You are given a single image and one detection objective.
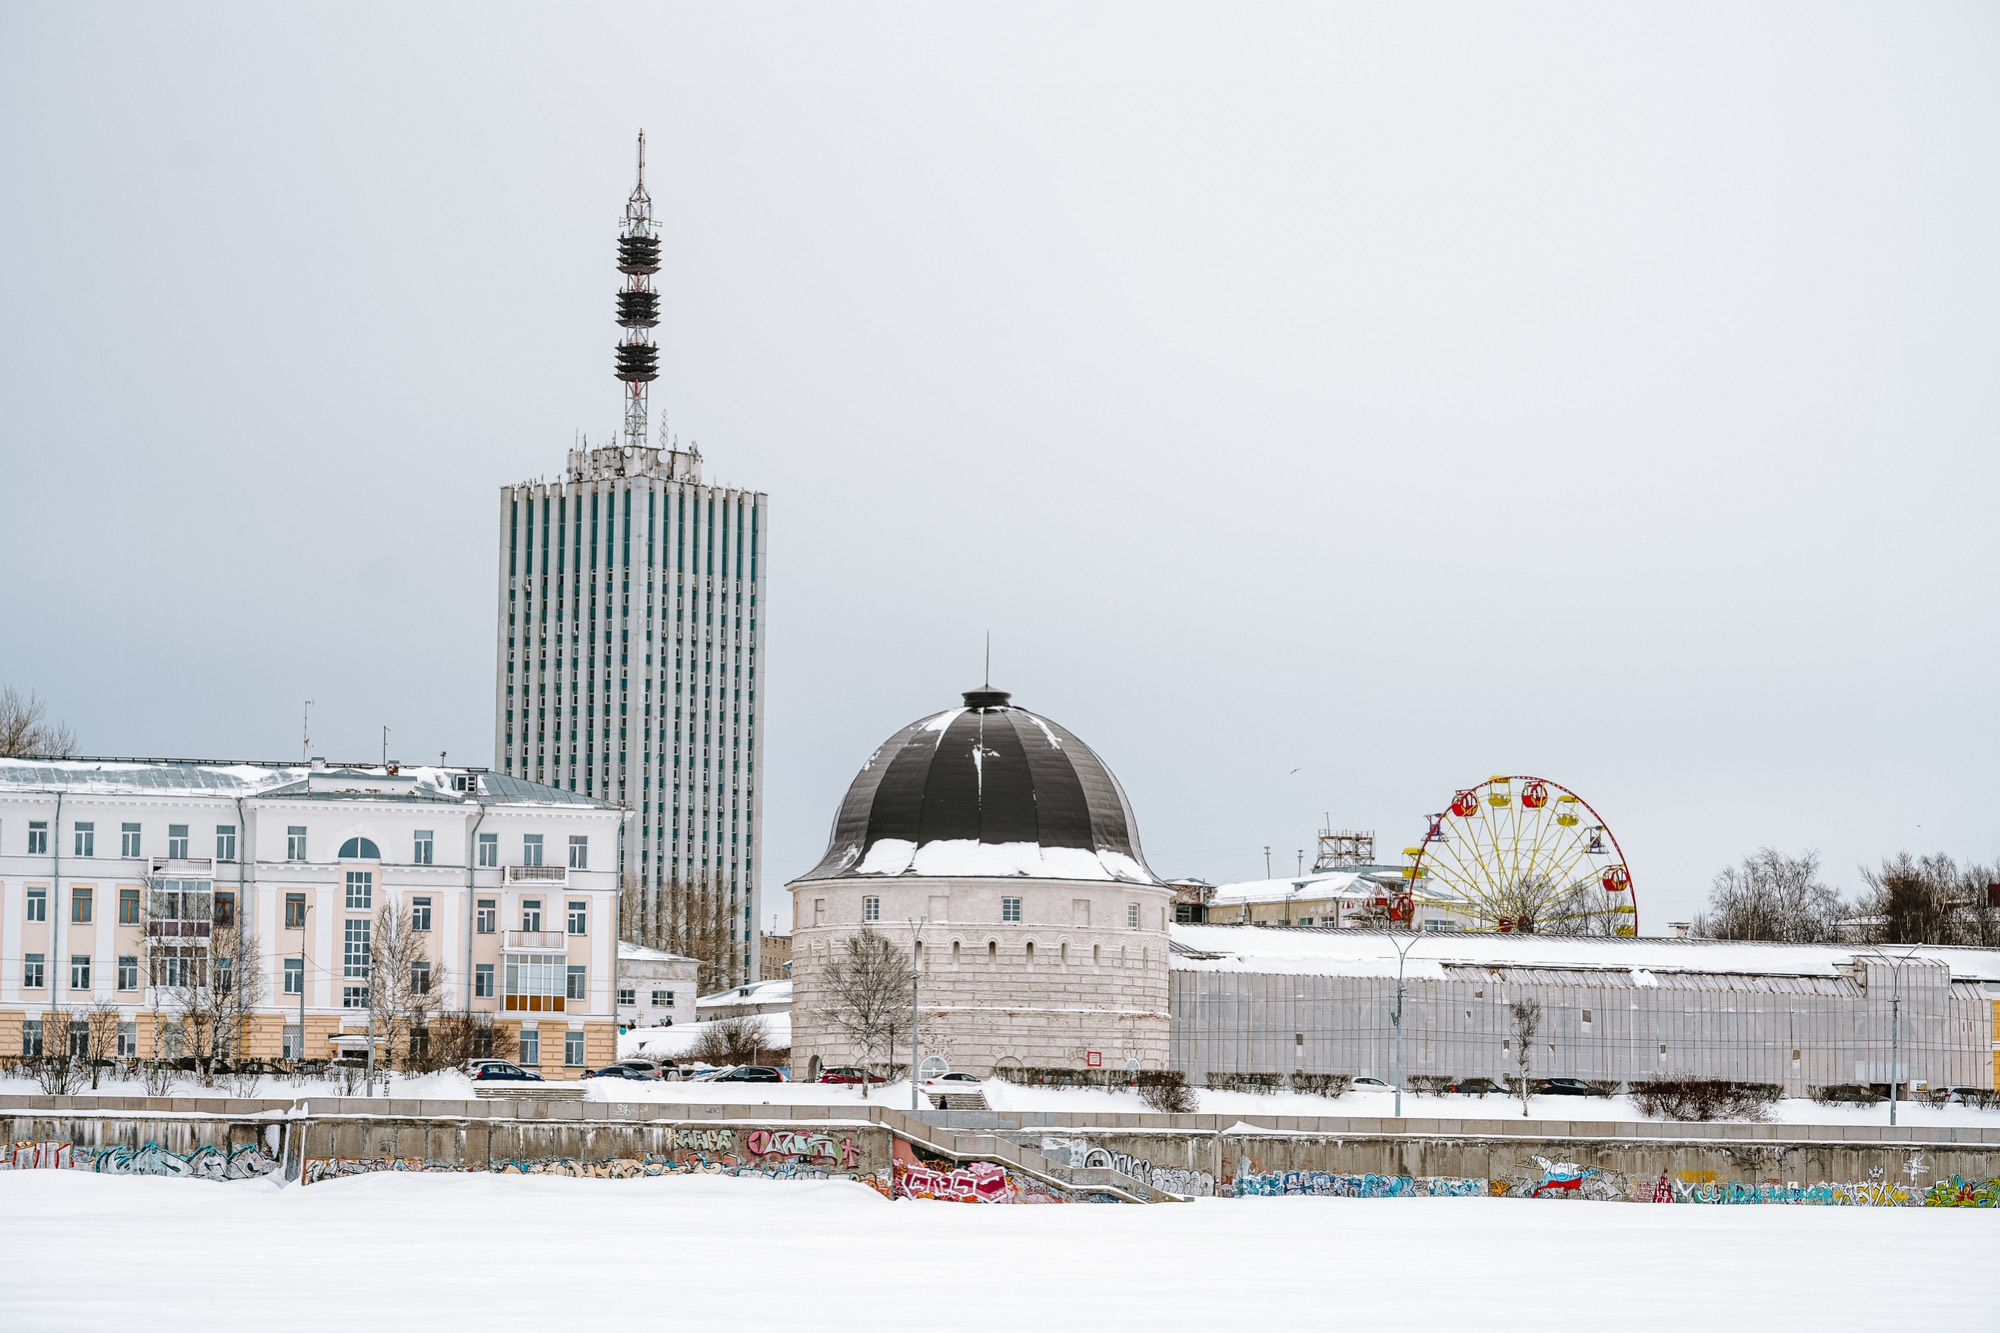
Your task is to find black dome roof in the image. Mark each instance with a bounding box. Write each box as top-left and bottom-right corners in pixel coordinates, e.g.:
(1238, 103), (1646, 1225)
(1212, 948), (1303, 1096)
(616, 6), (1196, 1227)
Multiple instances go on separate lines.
(798, 688), (1160, 885)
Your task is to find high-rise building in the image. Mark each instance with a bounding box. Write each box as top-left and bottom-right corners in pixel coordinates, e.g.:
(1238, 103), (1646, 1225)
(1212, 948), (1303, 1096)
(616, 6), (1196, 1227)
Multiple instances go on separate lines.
(494, 134), (767, 985)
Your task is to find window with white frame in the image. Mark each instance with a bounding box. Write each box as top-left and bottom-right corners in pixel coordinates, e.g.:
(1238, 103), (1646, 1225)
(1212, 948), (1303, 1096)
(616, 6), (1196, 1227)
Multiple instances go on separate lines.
(566, 900), (586, 934)
(411, 961), (432, 995)
(282, 1026), (302, 1061)
(283, 958), (303, 995)
(474, 962), (495, 998)
(70, 955), (90, 990)
(522, 834), (544, 867)
(518, 1029), (540, 1066)
(167, 824), (189, 859)
(118, 1023), (137, 1059)
(1002, 897), (1022, 924)
(122, 822), (142, 857)
(521, 899), (542, 932)
(564, 1030), (585, 1066)
(413, 830), (434, 865)
(345, 870), (373, 910)
(476, 899), (496, 933)
(568, 835), (588, 870)
(215, 824), (237, 862)
(617, 987), (636, 1006)
(343, 985), (370, 1009)
(117, 955), (138, 990)
(477, 832), (498, 867)
(23, 953), (45, 988)
(411, 897), (432, 932)
(74, 822), (95, 857)
(863, 895), (880, 922)
(27, 821), (48, 855)
(1127, 902), (1139, 928)
(503, 951), (565, 1012)
(344, 919), (372, 978)
(22, 1020), (43, 1058)
(26, 887), (46, 922)
(566, 965), (587, 1002)
(652, 989), (670, 1006)
(287, 826), (307, 861)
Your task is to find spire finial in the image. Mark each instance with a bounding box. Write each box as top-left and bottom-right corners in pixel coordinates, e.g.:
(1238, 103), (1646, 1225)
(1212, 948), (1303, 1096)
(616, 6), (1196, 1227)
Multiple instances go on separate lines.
(636, 128), (646, 188)
(984, 631), (991, 687)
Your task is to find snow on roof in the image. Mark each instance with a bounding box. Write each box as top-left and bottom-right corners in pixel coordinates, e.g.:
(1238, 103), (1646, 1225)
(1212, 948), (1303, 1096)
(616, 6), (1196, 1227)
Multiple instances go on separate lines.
(1168, 923), (2000, 983)
(0, 757), (614, 809)
(1207, 869), (1404, 906)
(850, 838), (1156, 884)
(618, 940), (697, 963)
(696, 979), (793, 1009)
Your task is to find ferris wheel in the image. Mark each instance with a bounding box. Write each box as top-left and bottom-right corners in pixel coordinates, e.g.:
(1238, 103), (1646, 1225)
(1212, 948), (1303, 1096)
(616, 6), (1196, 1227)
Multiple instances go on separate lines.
(1402, 776), (1638, 936)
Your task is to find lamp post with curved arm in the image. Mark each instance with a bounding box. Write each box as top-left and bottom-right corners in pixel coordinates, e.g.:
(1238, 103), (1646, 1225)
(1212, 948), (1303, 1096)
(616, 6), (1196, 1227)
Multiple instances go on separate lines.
(1390, 932), (1425, 1119)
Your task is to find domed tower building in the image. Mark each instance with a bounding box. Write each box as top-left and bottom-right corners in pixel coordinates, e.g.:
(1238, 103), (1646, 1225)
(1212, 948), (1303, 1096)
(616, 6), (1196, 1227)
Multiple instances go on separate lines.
(790, 687), (1171, 1079)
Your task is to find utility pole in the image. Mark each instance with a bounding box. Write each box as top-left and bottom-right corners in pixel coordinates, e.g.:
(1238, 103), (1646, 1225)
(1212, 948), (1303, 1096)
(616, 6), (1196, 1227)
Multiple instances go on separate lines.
(1264, 846), (1272, 880)
(381, 726), (389, 767)
(297, 903), (309, 1071)
(302, 700), (313, 762)
(1861, 947), (1917, 1128)
(909, 916), (927, 1111)
(1389, 933), (1425, 1119)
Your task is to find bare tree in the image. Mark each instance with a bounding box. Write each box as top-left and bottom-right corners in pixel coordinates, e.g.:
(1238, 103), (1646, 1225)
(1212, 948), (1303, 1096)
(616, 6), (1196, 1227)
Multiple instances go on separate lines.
(430, 1010), (497, 1069)
(25, 1006), (86, 1095)
(1509, 998), (1542, 1119)
(1693, 848), (1845, 944)
(84, 999), (121, 1091)
(812, 926), (915, 1098)
(0, 685), (76, 758)
(1859, 852), (1988, 946)
(370, 900), (445, 1072)
(688, 1014), (772, 1066)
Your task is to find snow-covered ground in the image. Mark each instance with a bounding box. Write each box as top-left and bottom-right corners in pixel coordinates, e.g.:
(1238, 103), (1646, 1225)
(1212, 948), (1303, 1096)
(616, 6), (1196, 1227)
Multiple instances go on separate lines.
(1, 1171), (1994, 1330)
(3, 1065), (1994, 1129)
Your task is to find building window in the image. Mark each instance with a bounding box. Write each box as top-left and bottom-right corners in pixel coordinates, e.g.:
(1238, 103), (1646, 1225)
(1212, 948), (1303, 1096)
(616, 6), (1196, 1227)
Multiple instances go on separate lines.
(477, 832), (498, 867)
(26, 888), (47, 922)
(24, 953), (45, 989)
(476, 899), (496, 933)
(117, 955), (139, 990)
(214, 892), (236, 929)
(1002, 897), (1022, 924)
(27, 821), (47, 855)
(566, 901), (587, 935)
(523, 834), (545, 867)
(283, 958), (303, 995)
(167, 824), (189, 859)
(344, 919), (372, 978)
(413, 830), (434, 865)
(215, 957), (234, 994)
(568, 835), (588, 870)
(72, 887), (92, 924)
(863, 895), (880, 922)
(412, 897), (432, 932)
(522, 899), (542, 932)
(22, 1020), (43, 1058)
(411, 961), (432, 994)
(70, 955), (91, 990)
(651, 989), (670, 1006)
(74, 822), (95, 857)
(566, 965), (587, 1001)
(338, 837), (380, 859)
(215, 825), (237, 862)
(285, 893), (307, 929)
(1127, 902), (1139, 929)
(282, 1026), (302, 1061)
(519, 1029), (540, 1067)
(987, 940), (997, 962)
(118, 1023), (138, 1059)
(287, 826), (307, 861)
(475, 963), (495, 998)
(119, 887), (140, 925)
(617, 987), (636, 1006)
(564, 1030), (586, 1067)
(343, 986), (370, 1009)
(121, 823), (142, 857)
(345, 870), (373, 910)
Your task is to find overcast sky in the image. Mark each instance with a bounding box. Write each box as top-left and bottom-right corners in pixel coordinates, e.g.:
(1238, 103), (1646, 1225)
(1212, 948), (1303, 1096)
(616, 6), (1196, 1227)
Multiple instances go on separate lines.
(3, 3), (1996, 931)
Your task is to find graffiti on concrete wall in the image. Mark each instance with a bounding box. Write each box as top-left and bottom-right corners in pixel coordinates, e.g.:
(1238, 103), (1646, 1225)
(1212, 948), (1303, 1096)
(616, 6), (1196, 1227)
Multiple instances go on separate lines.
(891, 1141), (1097, 1204)
(1232, 1167), (1487, 1199)
(1038, 1137), (1216, 1198)
(303, 1125), (887, 1193)
(5, 1139), (279, 1180)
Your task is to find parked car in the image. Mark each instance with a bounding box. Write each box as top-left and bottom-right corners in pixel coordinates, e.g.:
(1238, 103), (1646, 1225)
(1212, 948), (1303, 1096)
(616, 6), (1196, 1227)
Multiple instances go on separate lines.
(470, 1061), (545, 1083)
(1352, 1076), (1391, 1089)
(816, 1066), (870, 1085)
(708, 1066), (785, 1083)
(1536, 1077), (1596, 1096)
(922, 1071), (981, 1089)
(608, 1059), (669, 1080)
(1448, 1078), (1501, 1096)
(584, 1065), (651, 1080)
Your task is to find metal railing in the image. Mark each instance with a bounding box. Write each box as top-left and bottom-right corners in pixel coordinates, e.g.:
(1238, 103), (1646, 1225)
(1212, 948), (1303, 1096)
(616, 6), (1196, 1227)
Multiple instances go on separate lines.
(505, 865), (568, 885)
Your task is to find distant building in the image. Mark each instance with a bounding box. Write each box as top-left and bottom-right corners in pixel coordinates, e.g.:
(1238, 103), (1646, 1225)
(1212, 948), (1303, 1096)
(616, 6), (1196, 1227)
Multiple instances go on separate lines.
(0, 758), (622, 1078)
(759, 931), (791, 980)
(616, 940), (698, 1029)
(1166, 879), (1214, 924)
(696, 978), (792, 1020)
(1205, 868), (1477, 932)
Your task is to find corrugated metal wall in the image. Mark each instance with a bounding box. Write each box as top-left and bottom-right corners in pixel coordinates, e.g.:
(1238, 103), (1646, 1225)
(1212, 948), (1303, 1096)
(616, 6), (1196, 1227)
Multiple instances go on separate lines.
(1170, 963), (1991, 1094)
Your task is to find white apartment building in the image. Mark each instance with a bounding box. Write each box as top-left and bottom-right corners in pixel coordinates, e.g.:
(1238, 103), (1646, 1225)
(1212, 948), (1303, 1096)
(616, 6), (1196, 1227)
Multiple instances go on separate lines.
(495, 442), (767, 986)
(616, 939), (697, 1029)
(0, 758), (623, 1077)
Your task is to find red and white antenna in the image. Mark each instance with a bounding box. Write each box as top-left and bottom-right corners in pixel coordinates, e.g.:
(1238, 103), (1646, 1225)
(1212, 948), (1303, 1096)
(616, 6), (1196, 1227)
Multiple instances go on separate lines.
(614, 130), (660, 448)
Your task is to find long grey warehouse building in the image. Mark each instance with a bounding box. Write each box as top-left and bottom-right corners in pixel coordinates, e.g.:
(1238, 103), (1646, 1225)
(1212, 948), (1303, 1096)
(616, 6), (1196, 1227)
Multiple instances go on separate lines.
(1169, 926), (2000, 1096)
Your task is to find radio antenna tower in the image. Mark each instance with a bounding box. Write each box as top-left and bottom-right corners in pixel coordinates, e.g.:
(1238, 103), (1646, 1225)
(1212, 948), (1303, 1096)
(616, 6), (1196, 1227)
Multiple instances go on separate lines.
(614, 130), (661, 448)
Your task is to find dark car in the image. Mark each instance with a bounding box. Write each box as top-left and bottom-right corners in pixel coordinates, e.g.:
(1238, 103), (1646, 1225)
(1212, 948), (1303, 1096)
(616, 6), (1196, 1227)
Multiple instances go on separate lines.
(816, 1066), (869, 1085)
(584, 1065), (651, 1079)
(709, 1066), (785, 1083)
(1448, 1078), (1501, 1096)
(470, 1061), (545, 1082)
(1536, 1077), (1596, 1096)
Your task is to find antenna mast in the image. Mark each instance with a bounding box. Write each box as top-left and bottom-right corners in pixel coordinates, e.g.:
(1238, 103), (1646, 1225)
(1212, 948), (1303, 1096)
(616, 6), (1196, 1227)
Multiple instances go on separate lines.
(614, 130), (661, 449)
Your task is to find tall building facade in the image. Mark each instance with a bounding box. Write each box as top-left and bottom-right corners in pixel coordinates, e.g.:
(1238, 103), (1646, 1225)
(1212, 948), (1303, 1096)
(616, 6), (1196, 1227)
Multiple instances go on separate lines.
(493, 135), (767, 985)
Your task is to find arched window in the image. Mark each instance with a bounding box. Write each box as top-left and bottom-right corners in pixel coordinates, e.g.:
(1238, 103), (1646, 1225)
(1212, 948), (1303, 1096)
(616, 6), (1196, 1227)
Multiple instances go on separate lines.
(951, 940), (961, 964)
(1024, 941), (1035, 964)
(338, 837), (380, 860)
(987, 940), (997, 963)
(1060, 942), (1069, 965)
(1092, 943), (1101, 966)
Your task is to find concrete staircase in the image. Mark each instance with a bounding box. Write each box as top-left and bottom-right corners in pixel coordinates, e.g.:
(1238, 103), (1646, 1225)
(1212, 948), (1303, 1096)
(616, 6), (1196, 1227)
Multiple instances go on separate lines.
(876, 1107), (1185, 1203)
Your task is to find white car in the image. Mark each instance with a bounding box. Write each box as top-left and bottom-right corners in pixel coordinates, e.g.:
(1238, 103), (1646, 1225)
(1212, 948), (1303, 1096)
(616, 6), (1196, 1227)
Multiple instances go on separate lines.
(922, 1071), (982, 1089)
(1352, 1076), (1391, 1088)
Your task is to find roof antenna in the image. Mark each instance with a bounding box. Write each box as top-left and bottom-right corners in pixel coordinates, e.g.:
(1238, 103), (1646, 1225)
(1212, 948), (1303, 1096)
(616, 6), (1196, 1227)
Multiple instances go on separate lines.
(984, 631), (991, 687)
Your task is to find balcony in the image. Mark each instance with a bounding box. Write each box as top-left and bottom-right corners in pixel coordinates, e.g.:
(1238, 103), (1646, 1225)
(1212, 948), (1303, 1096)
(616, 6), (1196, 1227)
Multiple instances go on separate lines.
(505, 864), (568, 886)
(504, 930), (567, 951)
(147, 919), (211, 940)
(149, 856), (215, 876)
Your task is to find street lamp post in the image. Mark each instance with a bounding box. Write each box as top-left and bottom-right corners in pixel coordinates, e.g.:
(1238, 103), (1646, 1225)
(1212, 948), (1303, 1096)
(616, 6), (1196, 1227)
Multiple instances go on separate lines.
(1389, 932), (1425, 1120)
(1860, 947), (1919, 1129)
(908, 916), (927, 1112)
